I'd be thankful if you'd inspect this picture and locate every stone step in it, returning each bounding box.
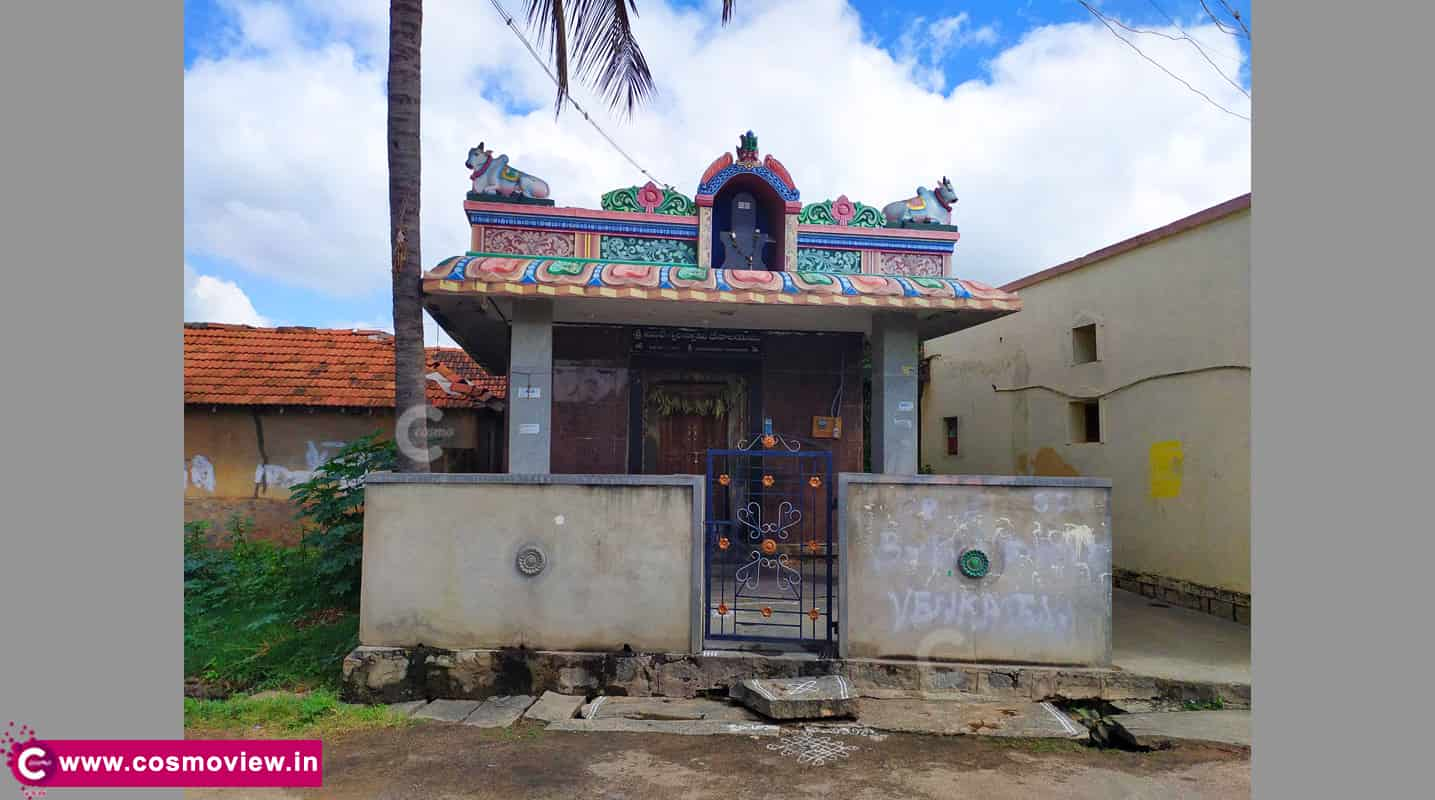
[730,676,858,720]
[548,718,781,736]
[462,695,535,728]
[522,691,586,723]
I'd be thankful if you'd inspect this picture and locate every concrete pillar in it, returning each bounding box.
[507,299,554,473]
[870,313,920,475]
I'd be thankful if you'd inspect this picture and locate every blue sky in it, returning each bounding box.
[183,0,1251,337]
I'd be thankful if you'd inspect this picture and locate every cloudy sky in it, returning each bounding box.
[183,0,1251,342]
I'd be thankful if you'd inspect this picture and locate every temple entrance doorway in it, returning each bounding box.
[638,372,751,476]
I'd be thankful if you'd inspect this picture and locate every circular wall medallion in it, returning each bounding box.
[516,546,547,576]
[958,549,990,579]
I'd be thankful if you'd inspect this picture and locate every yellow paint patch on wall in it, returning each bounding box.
[1149,441,1184,498]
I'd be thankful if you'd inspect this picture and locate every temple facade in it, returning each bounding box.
[426,133,1021,476]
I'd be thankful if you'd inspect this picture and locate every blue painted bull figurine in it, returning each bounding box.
[467,142,551,201]
[883,177,958,226]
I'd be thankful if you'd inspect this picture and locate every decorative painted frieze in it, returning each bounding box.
[799,195,885,228]
[795,247,862,273]
[600,235,698,265]
[483,228,575,258]
[877,252,945,277]
[600,182,698,216]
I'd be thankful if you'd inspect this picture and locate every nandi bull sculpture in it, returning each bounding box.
[467,142,552,203]
[882,177,958,227]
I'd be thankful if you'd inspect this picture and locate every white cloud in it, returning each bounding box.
[897,13,1001,91]
[184,263,271,326]
[184,0,1250,295]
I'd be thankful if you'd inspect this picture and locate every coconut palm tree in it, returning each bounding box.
[388,0,736,471]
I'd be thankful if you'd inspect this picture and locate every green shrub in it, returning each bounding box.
[289,432,397,608]
[183,433,395,691]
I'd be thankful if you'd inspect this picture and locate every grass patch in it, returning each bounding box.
[1182,697,1227,711]
[186,604,358,692]
[185,689,413,739]
[991,737,1092,755]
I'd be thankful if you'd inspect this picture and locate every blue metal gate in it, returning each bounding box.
[703,430,836,651]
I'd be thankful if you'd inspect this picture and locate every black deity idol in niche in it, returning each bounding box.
[719,191,775,270]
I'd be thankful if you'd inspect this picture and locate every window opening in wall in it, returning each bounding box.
[944,416,959,455]
[1072,323,1098,364]
[1070,400,1102,443]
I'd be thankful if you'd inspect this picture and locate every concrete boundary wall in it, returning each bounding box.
[839,474,1114,666]
[361,473,705,654]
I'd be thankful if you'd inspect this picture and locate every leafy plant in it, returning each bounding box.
[288,432,397,608]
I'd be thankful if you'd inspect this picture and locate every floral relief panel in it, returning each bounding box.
[877,252,944,277]
[600,235,698,265]
[484,228,575,258]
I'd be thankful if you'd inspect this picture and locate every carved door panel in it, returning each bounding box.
[657,410,726,475]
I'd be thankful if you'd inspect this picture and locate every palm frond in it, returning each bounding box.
[525,0,571,115]
[527,0,738,118]
[566,0,654,118]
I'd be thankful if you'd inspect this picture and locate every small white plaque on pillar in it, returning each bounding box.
[519,423,541,435]
[898,401,914,412]
[516,387,542,399]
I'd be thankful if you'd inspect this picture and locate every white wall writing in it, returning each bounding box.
[887,588,1076,638]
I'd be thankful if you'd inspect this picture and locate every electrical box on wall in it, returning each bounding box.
[812,416,843,439]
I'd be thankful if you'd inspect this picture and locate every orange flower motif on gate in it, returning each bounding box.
[808,475,822,488]
[717,603,728,616]
[761,538,778,555]
[718,473,731,486]
[761,606,773,618]
[807,540,821,554]
[762,474,775,487]
[718,536,730,550]
[809,608,821,621]
[762,435,776,449]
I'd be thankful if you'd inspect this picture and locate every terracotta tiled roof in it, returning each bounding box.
[427,347,507,397]
[184,323,504,409]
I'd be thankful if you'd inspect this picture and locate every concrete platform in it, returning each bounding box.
[1112,589,1251,686]
[347,588,1251,710]
[1115,710,1251,746]
[858,698,1083,738]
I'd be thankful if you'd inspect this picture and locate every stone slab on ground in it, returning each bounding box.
[730,675,858,720]
[387,700,429,717]
[412,699,481,723]
[859,699,1085,738]
[1114,710,1251,746]
[584,696,761,722]
[462,695,536,728]
[547,718,781,736]
[522,691,586,723]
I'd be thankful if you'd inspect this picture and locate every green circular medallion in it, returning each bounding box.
[958,549,990,579]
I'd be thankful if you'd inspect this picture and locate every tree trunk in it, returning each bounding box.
[388,0,429,472]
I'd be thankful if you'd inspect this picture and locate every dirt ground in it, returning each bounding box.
[186,720,1250,799]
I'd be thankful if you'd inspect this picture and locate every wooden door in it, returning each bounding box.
[656,410,726,474]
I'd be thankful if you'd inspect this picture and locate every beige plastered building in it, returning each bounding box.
[920,195,1251,622]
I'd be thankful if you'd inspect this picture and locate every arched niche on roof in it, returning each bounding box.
[695,131,801,271]
[710,173,786,270]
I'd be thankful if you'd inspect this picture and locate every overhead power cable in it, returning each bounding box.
[485,0,671,189]
[1078,1,1250,122]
